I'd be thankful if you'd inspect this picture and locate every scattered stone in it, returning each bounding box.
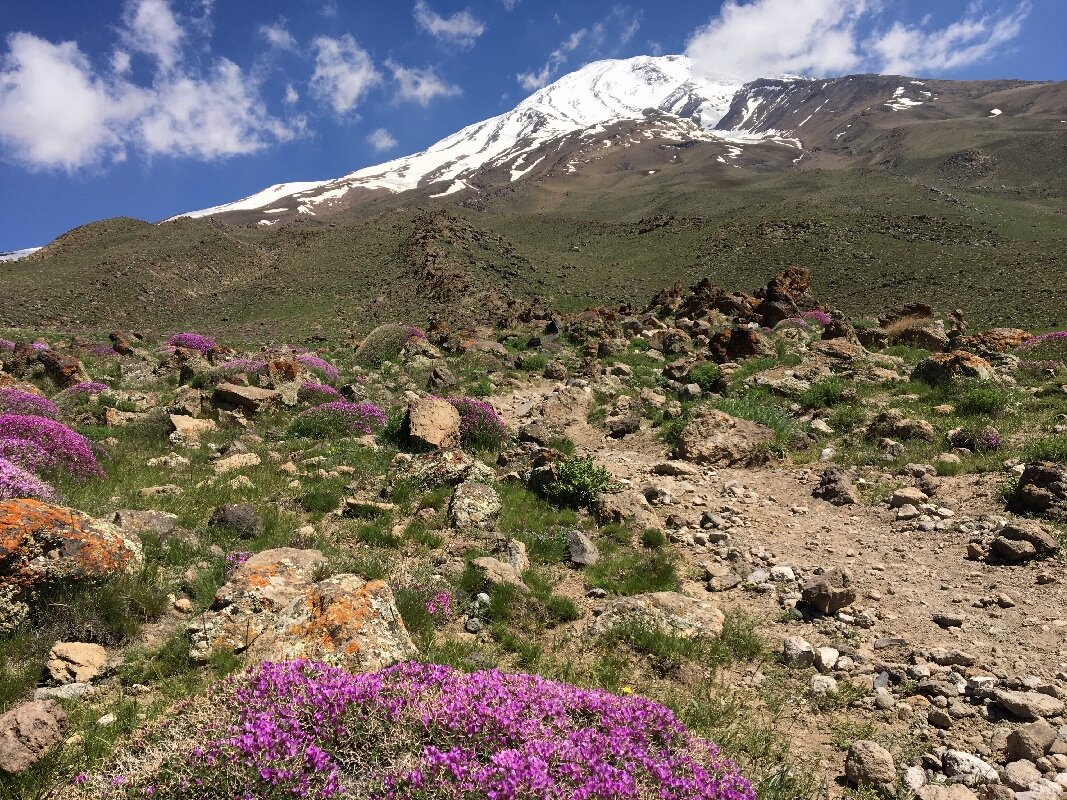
[565,529,600,566]
[208,503,264,538]
[0,700,68,774]
[470,557,525,589]
[1002,760,1042,791]
[448,482,501,530]
[890,487,929,508]
[801,568,856,614]
[591,592,724,639]
[844,740,897,798]
[812,466,859,506]
[814,646,840,673]
[213,452,261,475]
[1008,721,1058,762]
[993,689,1065,721]
[112,509,180,536]
[212,383,280,414]
[943,750,999,786]
[782,636,815,668]
[168,413,217,445]
[404,397,461,450]
[810,675,838,696]
[45,642,107,685]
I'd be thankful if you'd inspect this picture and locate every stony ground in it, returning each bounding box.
[1,270,1066,800]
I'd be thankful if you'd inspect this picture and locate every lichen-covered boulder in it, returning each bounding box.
[189,548,416,672]
[912,350,996,384]
[0,500,143,632]
[391,449,494,491]
[448,481,501,530]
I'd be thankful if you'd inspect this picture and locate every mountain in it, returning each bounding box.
[177,55,745,222]
[2,56,1066,339]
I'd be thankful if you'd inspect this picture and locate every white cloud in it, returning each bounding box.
[0,34,143,170]
[685,0,1030,82]
[259,20,298,52]
[517,6,641,91]
[310,35,381,114]
[284,83,299,104]
[0,5,301,172]
[871,3,1031,75]
[388,61,460,106]
[121,0,185,71]
[501,0,521,9]
[366,127,397,151]
[413,1,486,49]
[138,59,302,159]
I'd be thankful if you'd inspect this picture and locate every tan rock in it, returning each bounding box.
[0,700,67,774]
[674,407,775,466]
[213,452,261,475]
[169,413,217,444]
[404,397,461,450]
[46,642,107,684]
[591,592,724,638]
[212,383,280,414]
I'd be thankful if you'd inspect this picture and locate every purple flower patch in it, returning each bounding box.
[0,457,56,501]
[290,401,387,438]
[447,397,508,450]
[297,381,342,405]
[0,388,60,419]
[167,332,218,354]
[0,414,103,479]
[295,353,340,383]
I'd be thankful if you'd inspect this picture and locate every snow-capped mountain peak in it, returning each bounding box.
[176,55,741,220]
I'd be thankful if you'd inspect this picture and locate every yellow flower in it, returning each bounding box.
[621,686,634,695]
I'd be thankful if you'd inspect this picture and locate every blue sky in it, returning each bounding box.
[0,0,1061,251]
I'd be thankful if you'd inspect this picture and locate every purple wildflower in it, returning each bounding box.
[30,341,50,351]
[88,344,118,358]
[295,353,340,383]
[167,333,218,354]
[124,659,755,800]
[425,591,453,620]
[61,381,109,396]
[0,457,56,501]
[949,424,1002,452]
[0,388,60,419]
[218,358,267,375]
[447,397,508,450]
[0,437,51,472]
[0,339,14,352]
[0,414,103,479]
[1015,330,1067,351]
[406,326,427,340]
[297,382,342,405]
[290,401,387,438]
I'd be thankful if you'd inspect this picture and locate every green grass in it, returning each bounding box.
[584,543,680,596]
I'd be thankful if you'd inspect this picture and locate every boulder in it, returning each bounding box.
[781,636,815,668]
[212,452,261,475]
[812,467,860,506]
[943,750,999,785]
[993,689,1065,721]
[212,383,280,414]
[1007,720,1058,762]
[208,503,264,538]
[243,575,418,671]
[674,407,775,467]
[591,592,724,639]
[1009,462,1067,518]
[0,700,67,774]
[448,482,501,530]
[802,568,856,614]
[168,413,217,444]
[112,509,180,536]
[565,529,600,566]
[912,351,997,384]
[392,450,493,491]
[0,500,143,632]
[46,642,107,684]
[470,556,525,588]
[404,397,461,450]
[844,740,897,798]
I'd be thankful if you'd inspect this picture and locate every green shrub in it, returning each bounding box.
[948,379,1017,417]
[713,390,797,447]
[799,377,847,409]
[585,546,680,595]
[353,324,424,368]
[518,354,549,373]
[688,362,722,392]
[641,528,667,549]
[539,455,618,508]
[1023,434,1067,464]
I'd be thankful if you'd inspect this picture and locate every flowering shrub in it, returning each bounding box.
[1015,330,1067,365]
[0,388,59,419]
[425,590,453,620]
[296,353,340,383]
[297,381,342,405]
[0,437,51,472]
[0,457,56,501]
[288,401,387,439]
[30,341,49,351]
[949,424,1002,452]
[114,660,754,800]
[539,455,618,508]
[447,397,508,450]
[166,332,218,353]
[0,339,14,351]
[354,324,426,368]
[777,310,831,332]
[217,358,267,375]
[88,343,118,358]
[0,414,103,479]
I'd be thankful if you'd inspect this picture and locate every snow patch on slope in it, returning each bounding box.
[0,247,41,262]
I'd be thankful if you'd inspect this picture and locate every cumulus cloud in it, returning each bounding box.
[310,34,381,114]
[121,0,185,72]
[0,0,301,171]
[388,61,461,106]
[260,20,298,52]
[685,0,1031,82]
[517,6,641,91]
[413,1,486,48]
[366,127,398,151]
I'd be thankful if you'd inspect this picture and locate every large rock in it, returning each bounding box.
[212,383,280,414]
[470,556,525,588]
[943,750,999,785]
[565,529,600,566]
[844,740,897,798]
[391,449,494,490]
[46,642,107,684]
[112,509,180,536]
[448,482,501,530]
[802,568,856,614]
[674,407,775,467]
[168,413,217,445]
[188,548,416,671]
[1009,462,1067,518]
[591,592,724,638]
[0,700,67,774]
[404,397,461,450]
[0,500,143,631]
[993,689,1066,721]
[243,575,417,671]
[912,351,997,384]
[208,503,264,538]
[1007,720,1058,762]
[812,466,860,506]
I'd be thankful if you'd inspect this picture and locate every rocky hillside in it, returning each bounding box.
[2,269,1067,800]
